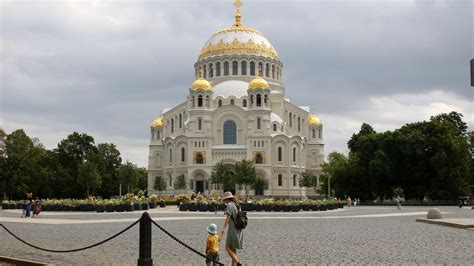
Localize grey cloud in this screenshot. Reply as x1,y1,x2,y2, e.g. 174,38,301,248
1,0,473,167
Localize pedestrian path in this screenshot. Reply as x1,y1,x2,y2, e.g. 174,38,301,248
0,210,439,225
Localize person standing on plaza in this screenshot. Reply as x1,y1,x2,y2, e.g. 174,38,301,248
220,191,243,266
33,197,42,218
347,196,352,208
396,195,402,210
205,223,222,266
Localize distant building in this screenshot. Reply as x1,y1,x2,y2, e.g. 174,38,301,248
0,128,6,157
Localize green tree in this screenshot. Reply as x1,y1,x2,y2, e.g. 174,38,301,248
136,167,148,193
211,160,234,191
95,143,122,197
252,176,267,196
234,160,257,197
117,161,139,194
319,152,349,198
174,174,187,193
77,161,101,196
55,132,97,197
2,130,45,199
154,176,166,195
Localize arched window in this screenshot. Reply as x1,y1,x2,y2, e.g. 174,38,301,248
250,61,255,76
179,114,182,128
169,175,172,186
257,117,261,129
258,62,263,76
171,119,174,133
156,130,160,140
230,99,235,105
241,61,247,75
224,61,229,76
196,152,204,164
181,147,185,162
319,128,322,138
265,63,269,77
293,174,297,186
255,153,263,164
209,63,213,78
232,61,238,75
293,147,296,162
278,147,282,161
169,148,173,163
278,174,282,186
256,94,262,107
216,62,221,76
272,65,275,79
198,118,202,130
273,124,277,131
223,120,237,144
289,112,292,127
242,99,247,107
192,95,195,108
312,129,315,138
203,65,207,78
198,95,203,107
218,99,222,107
298,117,301,131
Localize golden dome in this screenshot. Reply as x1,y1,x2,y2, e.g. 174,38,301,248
198,25,279,60
308,115,321,126
152,117,164,127
248,76,269,90
191,78,212,91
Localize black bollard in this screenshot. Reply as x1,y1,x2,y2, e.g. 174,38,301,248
138,212,153,266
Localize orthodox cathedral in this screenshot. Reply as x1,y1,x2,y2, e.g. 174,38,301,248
148,1,324,197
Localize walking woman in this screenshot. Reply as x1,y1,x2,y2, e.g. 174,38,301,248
220,191,243,266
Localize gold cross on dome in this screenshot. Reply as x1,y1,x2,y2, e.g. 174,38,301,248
233,0,243,26
234,0,243,11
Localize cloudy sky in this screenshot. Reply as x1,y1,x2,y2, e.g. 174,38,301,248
1,0,473,167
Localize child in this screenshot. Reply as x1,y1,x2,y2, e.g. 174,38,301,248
205,223,221,266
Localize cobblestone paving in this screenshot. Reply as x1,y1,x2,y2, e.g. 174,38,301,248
1,206,473,265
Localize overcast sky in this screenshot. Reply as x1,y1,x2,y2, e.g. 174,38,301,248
1,0,473,167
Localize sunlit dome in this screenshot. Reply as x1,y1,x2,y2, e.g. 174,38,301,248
152,117,164,127
308,115,321,125
191,78,212,91
248,76,269,90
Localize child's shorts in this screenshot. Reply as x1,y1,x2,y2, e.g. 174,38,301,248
206,252,219,265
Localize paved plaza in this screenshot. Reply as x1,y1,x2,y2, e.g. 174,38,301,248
1,206,473,265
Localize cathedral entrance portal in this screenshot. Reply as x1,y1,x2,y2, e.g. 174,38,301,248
196,181,204,193
194,173,205,193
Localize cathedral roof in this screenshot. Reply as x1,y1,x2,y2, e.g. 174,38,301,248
198,25,278,61
270,112,283,123
198,1,278,61
212,80,248,99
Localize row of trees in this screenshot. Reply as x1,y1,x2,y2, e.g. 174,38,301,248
318,112,473,200
0,130,147,200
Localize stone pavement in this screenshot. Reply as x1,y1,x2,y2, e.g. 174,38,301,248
1,206,473,265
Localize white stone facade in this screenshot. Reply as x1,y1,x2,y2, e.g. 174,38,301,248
147,15,324,198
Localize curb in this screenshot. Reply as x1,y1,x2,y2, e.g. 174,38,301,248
0,256,53,266
416,218,474,229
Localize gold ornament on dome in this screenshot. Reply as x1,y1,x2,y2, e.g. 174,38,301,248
249,66,270,90
152,117,164,127
191,68,212,91
198,31,279,60
307,115,321,125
